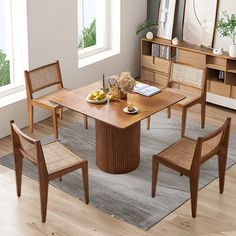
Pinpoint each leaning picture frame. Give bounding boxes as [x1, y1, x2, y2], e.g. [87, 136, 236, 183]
[157, 0, 177, 40]
[183, 0, 219, 47]
[214, 0, 236, 51]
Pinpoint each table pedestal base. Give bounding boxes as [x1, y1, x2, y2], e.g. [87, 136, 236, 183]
[96, 120, 140, 174]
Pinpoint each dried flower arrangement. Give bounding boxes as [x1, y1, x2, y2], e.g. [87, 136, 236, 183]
[118, 72, 136, 94]
[108, 71, 136, 99]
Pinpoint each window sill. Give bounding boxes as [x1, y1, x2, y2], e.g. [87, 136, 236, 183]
[78, 49, 120, 68]
[0, 89, 26, 108]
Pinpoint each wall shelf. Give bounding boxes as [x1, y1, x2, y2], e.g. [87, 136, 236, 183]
[140, 38, 236, 109]
[206, 64, 225, 71]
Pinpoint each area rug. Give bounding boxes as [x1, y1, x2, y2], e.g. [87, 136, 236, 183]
[0, 112, 236, 230]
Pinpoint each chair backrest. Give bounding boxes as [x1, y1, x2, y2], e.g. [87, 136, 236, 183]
[25, 60, 63, 96]
[170, 62, 206, 95]
[191, 118, 231, 170]
[10, 121, 47, 173]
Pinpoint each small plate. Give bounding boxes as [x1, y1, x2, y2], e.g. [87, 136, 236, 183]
[86, 96, 107, 104]
[123, 107, 139, 114]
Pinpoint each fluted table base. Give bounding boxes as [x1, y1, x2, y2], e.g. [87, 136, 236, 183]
[96, 120, 140, 174]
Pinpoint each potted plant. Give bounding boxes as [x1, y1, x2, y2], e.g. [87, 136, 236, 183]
[136, 19, 158, 40]
[217, 11, 236, 57]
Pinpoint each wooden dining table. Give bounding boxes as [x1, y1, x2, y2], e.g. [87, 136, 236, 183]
[51, 81, 185, 174]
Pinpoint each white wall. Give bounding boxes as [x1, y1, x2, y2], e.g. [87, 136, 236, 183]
[0, 0, 147, 139]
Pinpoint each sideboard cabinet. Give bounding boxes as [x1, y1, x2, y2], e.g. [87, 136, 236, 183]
[141, 37, 236, 109]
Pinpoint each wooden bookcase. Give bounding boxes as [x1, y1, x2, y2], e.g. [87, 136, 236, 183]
[141, 37, 236, 109]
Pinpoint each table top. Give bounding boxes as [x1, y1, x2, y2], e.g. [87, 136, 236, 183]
[51, 81, 185, 129]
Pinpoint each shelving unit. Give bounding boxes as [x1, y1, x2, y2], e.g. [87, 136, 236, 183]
[141, 38, 236, 109]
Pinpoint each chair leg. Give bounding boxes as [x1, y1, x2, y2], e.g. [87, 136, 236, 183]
[82, 162, 89, 204]
[14, 155, 23, 197]
[29, 105, 34, 133]
[52, 110, 59, 140]
[152, 156, 159, 198]
[201, 101, 206, 129]
[59, 108, 63, 120]
[146, 116, 151, 130]
[218, 151, 227, 194]
[189, 171, 200, 218]
[167, 107, 171, 118]
[59, 176, 62, 181]
[84, 115, 88, 129]
[39, 178, 49, 223]
[181, 107, 187, 137]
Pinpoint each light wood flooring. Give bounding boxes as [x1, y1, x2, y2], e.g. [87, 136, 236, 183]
[0, 104, 236, 236]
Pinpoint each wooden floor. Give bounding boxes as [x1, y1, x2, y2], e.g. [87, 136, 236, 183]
[0, 103, 236, 236]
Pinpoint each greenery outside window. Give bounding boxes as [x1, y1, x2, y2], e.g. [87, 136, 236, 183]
[0, 0, 13, 89]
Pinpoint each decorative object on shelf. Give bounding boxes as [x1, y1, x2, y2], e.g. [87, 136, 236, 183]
[108, 72, 136, 99]
[172, 37, 179, 46]
[157, 0, 176, 40]
[213, 47, 223, 55]
[217, 11, 236, 58]
[136, 19, 158, 40]
[183, 0, 218, 47]
[146, 31, 154, 40]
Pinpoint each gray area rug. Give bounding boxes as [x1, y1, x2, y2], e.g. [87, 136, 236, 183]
[0, 112, 236, 230]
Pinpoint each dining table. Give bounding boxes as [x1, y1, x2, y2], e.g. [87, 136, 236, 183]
[50, 81, 185, 174]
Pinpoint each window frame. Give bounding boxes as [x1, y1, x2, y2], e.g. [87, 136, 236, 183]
[78, 0, 111, 59]
[0, 0, 28, 99]
[77, 0, 120, 68]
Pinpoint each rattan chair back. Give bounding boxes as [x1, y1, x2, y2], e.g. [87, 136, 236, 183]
[25, 60, 63, 94]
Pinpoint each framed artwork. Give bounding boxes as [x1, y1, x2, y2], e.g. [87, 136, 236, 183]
[183, 0, 219, 47]
[157, 0, 177, 40]
[214, 0, 236, 51]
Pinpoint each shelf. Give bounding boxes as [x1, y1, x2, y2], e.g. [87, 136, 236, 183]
[226, 72, 236, 86]
[140, 38, 236, 109]
[206, 64, 225, 71]
[208, 78, 224, 84]
[209, 81, 231, 98]
[227, 69, 236, 74]
[207, 68, 225, 83]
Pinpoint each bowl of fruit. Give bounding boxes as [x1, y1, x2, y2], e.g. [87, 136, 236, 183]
[86, 90, 107, 104]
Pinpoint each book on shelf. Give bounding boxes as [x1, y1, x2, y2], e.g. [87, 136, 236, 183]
[219, 71, 224, 80]
[133, 83, 161, 97]
[151, 43, 172, 60]
[151, 43, 160, 57]
[158, 45, 171, 60]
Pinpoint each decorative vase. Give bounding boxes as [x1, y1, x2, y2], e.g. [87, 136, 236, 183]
[146, 31, 154, 40]
[229, 45, 236, 58]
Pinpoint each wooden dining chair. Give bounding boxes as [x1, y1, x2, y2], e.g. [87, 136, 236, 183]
[25, 60, 88, 140]
[10, 120, 89, 222]
[152, 118, 231, 218]
[147, 62, 207, 137]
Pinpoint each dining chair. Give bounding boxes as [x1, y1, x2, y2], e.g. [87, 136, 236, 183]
[10, 120, 89, 222]
[147, 62, 207, 137]
[152, 118, 231, 218]
[25, 60, 88, 140]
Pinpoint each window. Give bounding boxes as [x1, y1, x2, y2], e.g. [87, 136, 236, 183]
[78, 0, 107, 56]
[77, 0, 120, 67]
[0, 0, 13, 88]
[0, 0, 28, 99]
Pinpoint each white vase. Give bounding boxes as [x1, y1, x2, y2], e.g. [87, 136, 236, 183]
[229, 45, 236, 58]
[146, 31, 154, 40]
